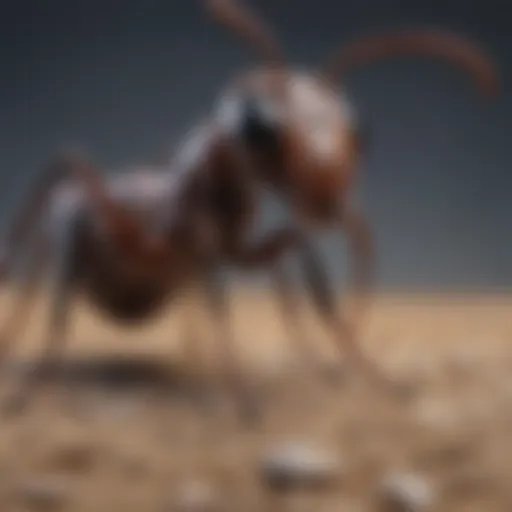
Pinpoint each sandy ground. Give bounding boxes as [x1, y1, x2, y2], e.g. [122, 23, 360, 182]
[0, 289, 511, 511]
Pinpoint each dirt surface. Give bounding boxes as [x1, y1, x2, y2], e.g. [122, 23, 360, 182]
[0, 290, 511, 511]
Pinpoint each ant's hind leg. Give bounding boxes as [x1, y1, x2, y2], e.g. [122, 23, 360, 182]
[0, 229, 48, 369]
[5, 216, 78, 412]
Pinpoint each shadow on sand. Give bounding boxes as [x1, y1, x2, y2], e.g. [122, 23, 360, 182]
[0, 355, 216, 398]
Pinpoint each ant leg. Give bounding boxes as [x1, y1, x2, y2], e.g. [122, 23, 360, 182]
[228, 227, 299, 268]
[338, 207, 410, 396]
[229, 228, 324, 373]
[296, 234, 390, 390]
[178, 282, 227, 415]
[202, 264, 261, 427]
[232, 228, 350, 383]
[270, 261, 330, 375]
[179, 284, 204, 371]
[340, 206, 375, 331]
[6, 214, 78, 411]
[31, 266, 74, 386]
[0, 228, 47, 368]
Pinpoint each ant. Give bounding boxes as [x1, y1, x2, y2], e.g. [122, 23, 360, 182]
[0, 0, 499, 423]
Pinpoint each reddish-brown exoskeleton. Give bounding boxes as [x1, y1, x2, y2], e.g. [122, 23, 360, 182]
[201, 0, 500, 385]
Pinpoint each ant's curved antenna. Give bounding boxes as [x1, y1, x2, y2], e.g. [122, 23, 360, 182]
[204, 0, 287, 69]
[320, 28, 499, 98]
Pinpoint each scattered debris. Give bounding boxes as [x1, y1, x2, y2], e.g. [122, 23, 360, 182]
[378, 471, 435, 512]
[260, 441, 343, 492]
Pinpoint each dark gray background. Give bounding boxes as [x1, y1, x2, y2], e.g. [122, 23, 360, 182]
[0, 0, 510, 291]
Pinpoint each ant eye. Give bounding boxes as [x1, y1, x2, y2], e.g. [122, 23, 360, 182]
[239, 99, 281, 154]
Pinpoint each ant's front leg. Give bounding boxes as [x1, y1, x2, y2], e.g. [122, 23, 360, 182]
[227, 227, 334, 380]
[270, 259, 336, 378]
[339, 204, 375, 332]
[338, 205, 412, 398]
[295, 225, 401, 397]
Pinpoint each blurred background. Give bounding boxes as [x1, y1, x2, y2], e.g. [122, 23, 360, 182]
[0, 0, 509, 291]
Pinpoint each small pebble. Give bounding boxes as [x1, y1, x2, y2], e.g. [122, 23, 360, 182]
[378, 472, 435, 512]
[260, 441, 343, 492]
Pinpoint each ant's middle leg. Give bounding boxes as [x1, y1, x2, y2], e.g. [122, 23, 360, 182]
[201, 262, 262, 427]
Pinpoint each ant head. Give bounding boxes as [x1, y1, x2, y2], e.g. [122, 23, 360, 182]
[205, 0, 499, 222]
[213, 67, 361, 222]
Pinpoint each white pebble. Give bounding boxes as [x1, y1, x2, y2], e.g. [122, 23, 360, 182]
[379, 472, 435, 512]
[261, 441, 343, 491]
